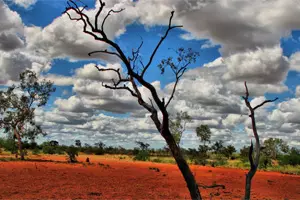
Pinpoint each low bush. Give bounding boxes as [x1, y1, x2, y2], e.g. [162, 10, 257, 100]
[32, 148, 40, 155]
[151, 158, 162, 163]
[65, 146, 79, 163]
[133, 150, 150, 161]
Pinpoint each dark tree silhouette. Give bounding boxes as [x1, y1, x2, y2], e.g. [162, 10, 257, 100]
[75, 139, 82, 148]
[242, 81, 278, 200]
[64, 1, 201, 199]
[0, 70, 55, 160]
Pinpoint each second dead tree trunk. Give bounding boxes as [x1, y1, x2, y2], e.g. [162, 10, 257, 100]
[242, 81, 278, 200]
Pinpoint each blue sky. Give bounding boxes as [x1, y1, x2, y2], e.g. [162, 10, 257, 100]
[1, 0, 300, 149]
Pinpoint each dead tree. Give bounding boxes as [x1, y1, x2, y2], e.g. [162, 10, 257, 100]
[242, 81, 278, 200]
[64, 1, 202, 199]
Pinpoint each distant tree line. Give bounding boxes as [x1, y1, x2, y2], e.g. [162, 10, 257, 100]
[0, 136, 299, 167]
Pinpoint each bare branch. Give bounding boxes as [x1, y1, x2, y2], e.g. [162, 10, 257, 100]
[102, 82, 137, 97]
[141, 11, 183, 77]
[101, 8, 125, 33]
[95, 0, 105, 30]
[242, 81, 278, 200]
[88, 49, 122, 60]
[253, 98, 278, 110]
[164, 62, 190, 108]
[95, 66, 130, 86]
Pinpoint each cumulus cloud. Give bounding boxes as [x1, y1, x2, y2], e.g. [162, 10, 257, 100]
[0, 0, 24, 51]
[114, 0, 298, 56]
[296, 86, 300, 97]
[11, 0, 37, 8]
[0, 51, 31, 84]
[289, 52, 300, 72]
[41, 74, 74, 86]
[23, 0, 138, 62]
[2, 0, 298, 148]
[223, 46, 289, 84]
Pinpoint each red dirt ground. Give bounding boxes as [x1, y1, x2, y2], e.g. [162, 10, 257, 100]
[0, 155, 299, 199]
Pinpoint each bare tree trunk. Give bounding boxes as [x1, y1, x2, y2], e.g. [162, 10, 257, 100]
[242, 81, 277, 200]
[162, 129, 202, 200]
[14, 128, 24, 160]
[244, 167, 257, 200]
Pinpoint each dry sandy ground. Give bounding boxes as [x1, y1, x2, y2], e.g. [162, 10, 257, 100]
[0, 155, 299, 199]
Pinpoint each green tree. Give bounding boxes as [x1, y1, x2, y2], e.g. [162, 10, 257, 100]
[75, 139, 82, 148]
[134, 141, 150, 161]
[263, 138, 289, 159]
[223, 145, 236, 159]
[211, 140, 224, 154]
[279, 147, 300, 166]
[94, 141, 106, 155]
[0, 70, 55, 160]
[65, 145, 79, 163]
[170, 111, 192, 147]
[196, 125, 211, 146]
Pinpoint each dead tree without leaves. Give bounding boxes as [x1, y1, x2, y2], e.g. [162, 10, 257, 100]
[242, 81, 278, 200]
[64, 1, 202, 199]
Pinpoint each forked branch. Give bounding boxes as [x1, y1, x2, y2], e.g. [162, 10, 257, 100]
[141, 11, 183, 77]
[242, 81, 278, 200]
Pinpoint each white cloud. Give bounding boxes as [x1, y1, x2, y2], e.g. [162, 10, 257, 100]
[289, 52, 300, 72]
[75, 63, 122, 82]
[223, 46, 289, 84]
[132, 0, 300, 56]
[41, 74, 74, 86]
[11, 0, 37, 8]
[0, 0, 24, 51]
[296, 86, 300, 97]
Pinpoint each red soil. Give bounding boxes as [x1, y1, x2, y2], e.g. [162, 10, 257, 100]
[0, 155, 299, 199]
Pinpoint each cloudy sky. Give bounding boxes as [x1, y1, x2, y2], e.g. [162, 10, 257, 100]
[1, 0, 300, 150]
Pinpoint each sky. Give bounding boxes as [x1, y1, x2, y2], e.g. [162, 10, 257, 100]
[1, 0, 300, 150]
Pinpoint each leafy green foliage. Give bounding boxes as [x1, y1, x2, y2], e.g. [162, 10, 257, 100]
[41, 141, 64, 155]
[158, 48, 199, 75]
[0, 70, 55, 159]
[196, 125, 211, 146]
[133, 150, 150, 161]
[75, 140, 81, 148]
[169, 111, 192, 146]
[0, 137, 18, 154]
[32, 148, 41, 155]
[133, 141, 150, 161]
[263, 138, 289, 159]
[222, 145, 236, 159]
[279, 148, 300, 166]
[65, 146, 79, 163]
[240, 145, 250, 162]
[211, 140, 224, 154]
[94, 142, 105, 155]
[259, 154, 272, 169]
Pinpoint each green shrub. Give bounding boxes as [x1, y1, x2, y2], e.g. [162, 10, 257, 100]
[194, 157, 208, 166]
[259, 154, 272, 169]
[65, 146, 79, 163]
[42, 145, 56, 154]
[213, 154, 228, 166]
[32, 148, 40, 155]
[133, 150, 150, 161]
[279, 153, 300, 166]
[94, 148, 105, 155]
[152, 158, 162, 163]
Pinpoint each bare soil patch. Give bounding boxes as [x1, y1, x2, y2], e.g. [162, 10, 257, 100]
[0, 155, 299, 199]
